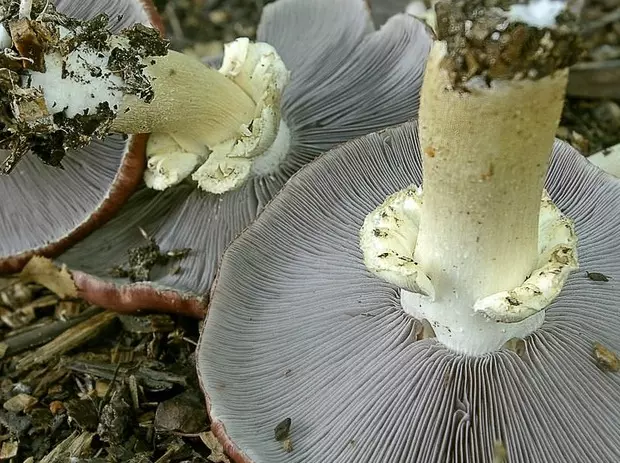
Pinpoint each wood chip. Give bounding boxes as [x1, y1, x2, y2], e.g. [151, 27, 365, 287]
[0, 281, 33, 309]
[55, 300, 84, 319]
[17, 311, 117, 371]
[3, 393, 37, 413]
[200, 431, 231, 463]
[119, 314, 175, 334]
[39, 431, 95, 463]
[153, 440, 183, 463]
[19, 256, 78, 299]
[0, 307, 101, 359]
[0, 440, 18, 459]
[0, 304, 36, 330]
[65, 360, 186, 392]
[95, 380, 110, 398]
[49, 400, 65, 415]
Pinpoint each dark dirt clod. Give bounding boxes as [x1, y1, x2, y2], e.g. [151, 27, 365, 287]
[593, 342, 619, 372]
[586, 271, 610, 282]
[154, 390, 208, 434]
[97, 385, 134, 444]
[65, 398, 99, 431]
[274, 417, 291, 441]
[435, 0, 583, 87]
[109, 228, 191, 282]
[0, 0, 168, 173]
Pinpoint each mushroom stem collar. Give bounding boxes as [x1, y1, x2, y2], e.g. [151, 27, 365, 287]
[136, 38, 291, 193]
[361, 187, 578, 355]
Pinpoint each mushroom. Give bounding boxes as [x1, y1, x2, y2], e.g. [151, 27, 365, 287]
[198, 1, 619, 461]
[588, 142, 620, 178]
[369, 0, 436, 28]
[54, 0, 431, 317]
[0, 0, 162, 272]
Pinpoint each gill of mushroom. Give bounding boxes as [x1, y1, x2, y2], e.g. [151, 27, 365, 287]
[360, 0, 582, 355]
[0, 0, 289, 194]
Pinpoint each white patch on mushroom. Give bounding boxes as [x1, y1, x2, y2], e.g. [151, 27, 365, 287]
[359, 186, 435, 299]
[144, 133, 208, 190]
[191, 38, 291, 194]
[503, 0, 567, 28]
[191, 139, 252, 194]
[250, 120, 291, 176]
[0, 24, 12, 49]
[473, 192, 578, 322]
[26, 45, 125, 119]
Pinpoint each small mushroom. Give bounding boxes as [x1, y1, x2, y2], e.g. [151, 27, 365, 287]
[587, 142, 620, 178]
[55, 0, 432, 317]
[198, 1, 619, 461]
[369, 0, 434, 27]
[0, 0, 162, 272]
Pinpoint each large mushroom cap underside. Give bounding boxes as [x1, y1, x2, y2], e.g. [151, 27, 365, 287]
[198, 121, 620, 463]
[57, 0, 431, 317]
[0, 0, 161, 273]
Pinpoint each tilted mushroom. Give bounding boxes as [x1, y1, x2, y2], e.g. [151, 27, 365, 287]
[369, 0, 436, 28]
[52, 0, 432, 317]
[588, 142, 620, 178]
[0, 0, 162, 272]
[198, 1, 619, 461]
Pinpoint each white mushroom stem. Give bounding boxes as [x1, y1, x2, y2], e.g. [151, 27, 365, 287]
[401, 42, 574, 355]
[24, 28, 289, 193]
[111, 51, 256, 149]
[27, 46, 255, 146]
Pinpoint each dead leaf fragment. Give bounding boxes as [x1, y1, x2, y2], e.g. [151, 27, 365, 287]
[200, 431, 231, 463]
[593, 342, 619, 372]
[20, 256, 77, 299]
[39, 431, 94, 463]
[493, 439, 508, 463]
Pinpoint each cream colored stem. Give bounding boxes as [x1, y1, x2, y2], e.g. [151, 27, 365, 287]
[111, 51, 256, 149]
[414, 42, 568, 308]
